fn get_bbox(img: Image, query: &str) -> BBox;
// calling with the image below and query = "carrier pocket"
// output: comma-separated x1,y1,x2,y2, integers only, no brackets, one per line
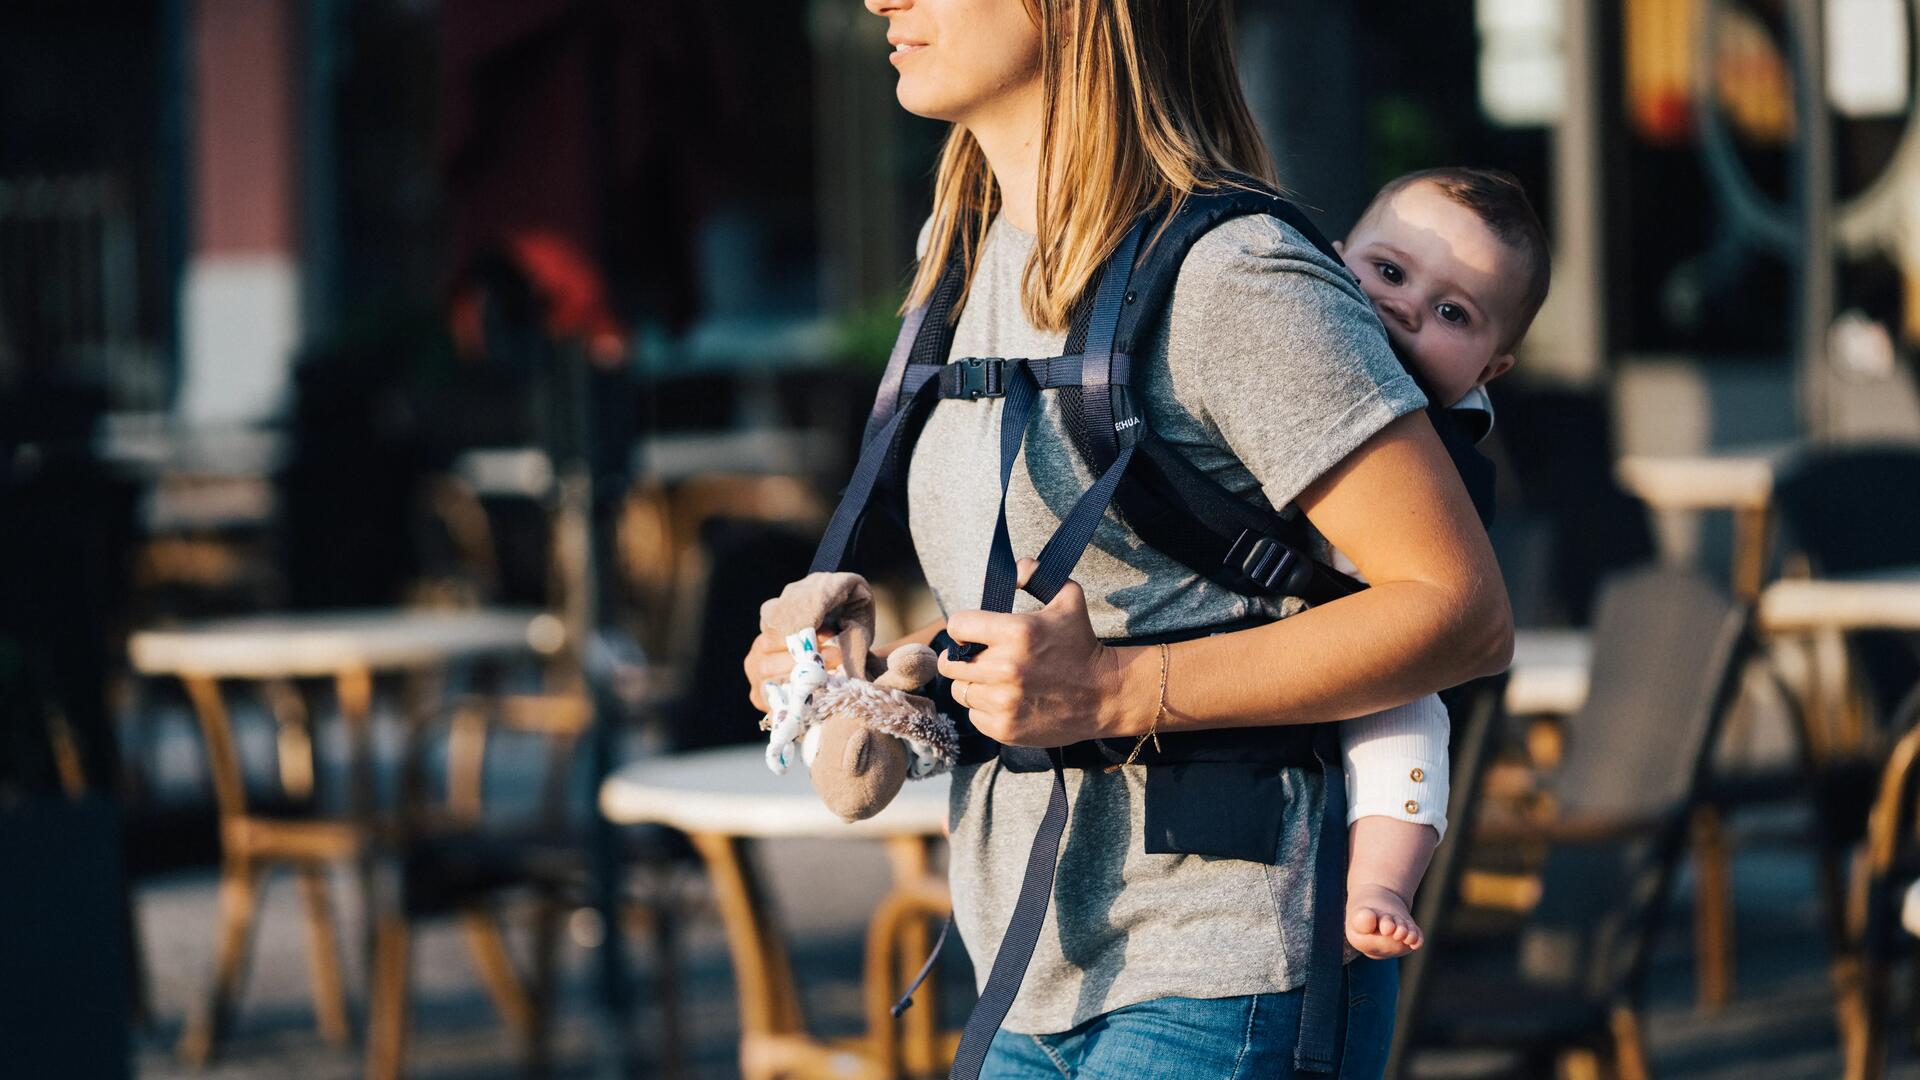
1142,761,1289,864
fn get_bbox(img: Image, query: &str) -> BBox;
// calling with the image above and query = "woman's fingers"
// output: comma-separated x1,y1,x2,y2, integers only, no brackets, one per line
744,632,790,711
744,629,855,711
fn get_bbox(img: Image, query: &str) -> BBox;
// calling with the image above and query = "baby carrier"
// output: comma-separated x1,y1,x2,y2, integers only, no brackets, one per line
809,176,1492,1079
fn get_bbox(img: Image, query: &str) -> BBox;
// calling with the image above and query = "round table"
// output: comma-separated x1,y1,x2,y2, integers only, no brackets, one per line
1614,444,1795,599
601,745,954,1080
1505,628,1593,717
130,608,566,680
128,607,563,1066
1758,569,1920,635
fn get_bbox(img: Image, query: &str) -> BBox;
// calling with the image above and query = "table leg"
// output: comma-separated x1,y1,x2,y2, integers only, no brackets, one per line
884,835,939,1076
1732,505,1773,601
689,833,804,1079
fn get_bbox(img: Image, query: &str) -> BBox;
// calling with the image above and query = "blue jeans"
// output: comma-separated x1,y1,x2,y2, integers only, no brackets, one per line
979,956,1397,1080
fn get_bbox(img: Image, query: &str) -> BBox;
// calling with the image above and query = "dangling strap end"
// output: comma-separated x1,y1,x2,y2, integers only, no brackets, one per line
890,914,954,1018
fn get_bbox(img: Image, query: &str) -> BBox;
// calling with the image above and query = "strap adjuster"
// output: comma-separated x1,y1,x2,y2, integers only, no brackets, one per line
1223,529,1299,592
952,357,1004,400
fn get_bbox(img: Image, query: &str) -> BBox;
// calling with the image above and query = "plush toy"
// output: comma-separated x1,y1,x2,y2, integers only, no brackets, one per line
758,572,957,822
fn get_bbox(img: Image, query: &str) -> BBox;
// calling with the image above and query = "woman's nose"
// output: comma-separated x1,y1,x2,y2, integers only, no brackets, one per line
865,0,911,14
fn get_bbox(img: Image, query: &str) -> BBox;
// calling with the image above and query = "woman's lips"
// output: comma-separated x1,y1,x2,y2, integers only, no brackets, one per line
889,42,927,64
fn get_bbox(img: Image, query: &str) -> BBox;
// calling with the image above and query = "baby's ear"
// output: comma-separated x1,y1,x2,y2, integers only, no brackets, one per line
1331,239,1346,260
1479,353,1516,386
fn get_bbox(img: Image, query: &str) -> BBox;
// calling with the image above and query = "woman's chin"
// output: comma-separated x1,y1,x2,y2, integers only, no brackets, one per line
893,83,962,123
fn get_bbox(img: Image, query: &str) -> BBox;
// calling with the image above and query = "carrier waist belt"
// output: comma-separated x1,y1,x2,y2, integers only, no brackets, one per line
933,614,1320,773
928,619,1348,1078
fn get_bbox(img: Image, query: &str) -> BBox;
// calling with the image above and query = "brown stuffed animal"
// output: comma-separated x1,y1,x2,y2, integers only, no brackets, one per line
758,572,957,822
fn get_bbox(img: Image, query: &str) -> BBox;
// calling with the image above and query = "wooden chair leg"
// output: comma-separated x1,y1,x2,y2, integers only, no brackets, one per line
177,862,262,1066
1853,952,1891,1080
1609,1005,1651,1080
1558,1046,1604,1080
366,915,412,1080
297,866,351,1045
460,908,535,1035
1691,805,1735,1008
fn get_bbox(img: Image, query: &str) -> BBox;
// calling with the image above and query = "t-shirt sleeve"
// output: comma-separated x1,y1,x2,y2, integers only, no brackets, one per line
1160,214,1428,511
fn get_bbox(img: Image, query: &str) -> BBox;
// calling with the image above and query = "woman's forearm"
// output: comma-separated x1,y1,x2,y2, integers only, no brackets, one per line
1107,573,1511,736
878,616,948,657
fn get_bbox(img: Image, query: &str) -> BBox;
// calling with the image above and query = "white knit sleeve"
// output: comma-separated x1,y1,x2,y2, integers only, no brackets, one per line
1341,694,1450,840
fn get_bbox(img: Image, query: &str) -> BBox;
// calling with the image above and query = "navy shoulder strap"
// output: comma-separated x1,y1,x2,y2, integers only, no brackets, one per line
1430,403,1497,529
814,180,1362,607
1053,180,1361,604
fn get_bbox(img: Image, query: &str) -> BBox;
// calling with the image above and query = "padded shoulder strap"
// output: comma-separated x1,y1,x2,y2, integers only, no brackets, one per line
1109,180,1342,361
1054,180,1362,604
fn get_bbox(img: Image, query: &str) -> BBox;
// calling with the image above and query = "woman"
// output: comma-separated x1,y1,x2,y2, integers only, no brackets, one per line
745,1,1511,1075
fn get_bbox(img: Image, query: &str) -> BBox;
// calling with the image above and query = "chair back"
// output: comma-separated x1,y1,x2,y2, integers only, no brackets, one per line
1526,567,1752,998
1772,444,1920,578
1770,443,1920,727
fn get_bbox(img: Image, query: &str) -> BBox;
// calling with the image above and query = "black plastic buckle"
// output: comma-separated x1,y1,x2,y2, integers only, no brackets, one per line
1223,529,1299,593
953,357,1004,400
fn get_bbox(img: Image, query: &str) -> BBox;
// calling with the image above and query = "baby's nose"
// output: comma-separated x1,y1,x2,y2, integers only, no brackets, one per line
1375,298,1419,331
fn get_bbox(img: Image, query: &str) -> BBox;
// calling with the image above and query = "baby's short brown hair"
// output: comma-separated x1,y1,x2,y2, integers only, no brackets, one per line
1359,167,1551,354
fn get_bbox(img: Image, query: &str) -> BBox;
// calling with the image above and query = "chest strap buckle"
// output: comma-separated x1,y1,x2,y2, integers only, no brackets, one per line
948,357,1006,400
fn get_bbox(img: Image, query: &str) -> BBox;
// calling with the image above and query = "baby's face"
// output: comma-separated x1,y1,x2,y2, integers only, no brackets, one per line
1337,181,1526,407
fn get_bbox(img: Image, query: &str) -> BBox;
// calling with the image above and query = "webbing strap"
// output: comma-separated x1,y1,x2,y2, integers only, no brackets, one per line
947,223,1145,1080
926,353,1137,399
810,375,941,575
978,363,1043,620
1296,731,1350,1073
949,751,1068,1080
1023,443,1136,604
864,300,929,444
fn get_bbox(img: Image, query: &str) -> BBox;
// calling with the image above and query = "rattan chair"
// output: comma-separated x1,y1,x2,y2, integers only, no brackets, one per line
1389,567,1753,1079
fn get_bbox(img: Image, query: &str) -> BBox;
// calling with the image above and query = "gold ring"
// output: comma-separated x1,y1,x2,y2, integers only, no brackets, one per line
955,680,971,708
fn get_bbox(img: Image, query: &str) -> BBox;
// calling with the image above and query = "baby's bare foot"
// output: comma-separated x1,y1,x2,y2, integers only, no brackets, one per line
1346,882,1423,959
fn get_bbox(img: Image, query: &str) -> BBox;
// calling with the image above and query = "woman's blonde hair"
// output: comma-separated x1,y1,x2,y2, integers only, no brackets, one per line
908,0,1277,331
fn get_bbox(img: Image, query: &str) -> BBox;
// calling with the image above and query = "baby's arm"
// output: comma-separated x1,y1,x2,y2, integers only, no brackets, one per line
1342,694,1450,957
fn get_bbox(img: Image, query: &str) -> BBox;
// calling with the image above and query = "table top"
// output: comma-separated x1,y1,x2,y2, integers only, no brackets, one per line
1759,568,1920,634
1614,445,1795,512
129,608,565,678
1505,628,1592,716
599,744,951,839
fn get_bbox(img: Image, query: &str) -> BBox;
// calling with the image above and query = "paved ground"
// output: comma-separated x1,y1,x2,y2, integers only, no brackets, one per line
128,833,1920,1079
122,695,1920,1079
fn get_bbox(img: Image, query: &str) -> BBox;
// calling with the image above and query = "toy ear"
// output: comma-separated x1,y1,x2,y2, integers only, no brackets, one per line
808,716,907,822
876,644,938,691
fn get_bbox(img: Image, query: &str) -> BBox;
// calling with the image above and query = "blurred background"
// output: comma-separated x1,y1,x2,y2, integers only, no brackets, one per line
3,0,1919,1077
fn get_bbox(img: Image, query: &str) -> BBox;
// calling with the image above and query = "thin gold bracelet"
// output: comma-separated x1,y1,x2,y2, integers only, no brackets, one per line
1115,642,1168,769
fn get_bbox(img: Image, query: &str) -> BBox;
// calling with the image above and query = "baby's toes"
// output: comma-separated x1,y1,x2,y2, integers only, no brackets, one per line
1347,906,1380,937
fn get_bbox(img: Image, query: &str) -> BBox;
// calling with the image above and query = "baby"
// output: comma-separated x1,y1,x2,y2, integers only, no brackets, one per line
1330,167,1551,958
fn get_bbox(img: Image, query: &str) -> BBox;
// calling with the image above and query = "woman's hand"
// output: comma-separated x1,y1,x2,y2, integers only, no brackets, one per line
935,559,1150,747
742,630,852,712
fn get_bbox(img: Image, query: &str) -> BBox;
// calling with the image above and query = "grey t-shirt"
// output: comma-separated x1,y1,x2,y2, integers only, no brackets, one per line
906,211,1426,1034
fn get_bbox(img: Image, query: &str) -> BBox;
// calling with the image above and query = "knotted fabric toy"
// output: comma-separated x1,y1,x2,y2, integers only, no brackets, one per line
758,572,958,821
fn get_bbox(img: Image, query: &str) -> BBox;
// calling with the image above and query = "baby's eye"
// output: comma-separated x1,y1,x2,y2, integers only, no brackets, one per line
1436,302,1470,325
1374,262,1404,285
